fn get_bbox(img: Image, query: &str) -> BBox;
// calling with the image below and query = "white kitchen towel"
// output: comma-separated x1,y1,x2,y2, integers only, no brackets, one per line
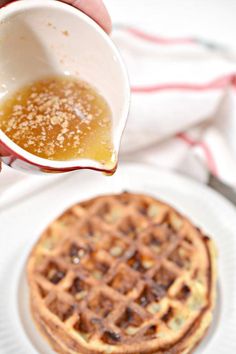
1,25,236,206
113,26,236,186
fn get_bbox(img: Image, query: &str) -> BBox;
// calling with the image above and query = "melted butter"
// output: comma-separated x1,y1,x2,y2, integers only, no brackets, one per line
0,75,116,171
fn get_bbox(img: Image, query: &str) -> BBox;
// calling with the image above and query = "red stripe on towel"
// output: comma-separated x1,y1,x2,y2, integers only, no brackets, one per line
177,133,218,175
131,74,236,93
126,27,194,45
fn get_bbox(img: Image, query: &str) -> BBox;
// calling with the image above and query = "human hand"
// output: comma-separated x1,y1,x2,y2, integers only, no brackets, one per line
0,0,111,32
59,0,111,33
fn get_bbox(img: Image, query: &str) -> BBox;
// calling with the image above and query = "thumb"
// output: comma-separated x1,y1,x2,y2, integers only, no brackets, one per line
61,0,112,34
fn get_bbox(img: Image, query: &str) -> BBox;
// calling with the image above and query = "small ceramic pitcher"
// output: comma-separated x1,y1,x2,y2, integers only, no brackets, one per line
0,0,130,174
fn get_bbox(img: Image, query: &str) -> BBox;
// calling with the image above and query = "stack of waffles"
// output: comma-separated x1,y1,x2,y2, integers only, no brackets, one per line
27,192,217,354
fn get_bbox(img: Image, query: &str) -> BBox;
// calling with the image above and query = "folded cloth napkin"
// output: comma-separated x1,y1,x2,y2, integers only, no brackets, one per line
1,26,236,206
113,26,236,186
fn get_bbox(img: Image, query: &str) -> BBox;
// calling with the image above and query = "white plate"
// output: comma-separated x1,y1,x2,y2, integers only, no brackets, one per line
0,163,236,354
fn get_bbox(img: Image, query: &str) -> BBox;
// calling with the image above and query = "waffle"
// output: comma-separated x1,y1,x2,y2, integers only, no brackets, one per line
27,192,217,354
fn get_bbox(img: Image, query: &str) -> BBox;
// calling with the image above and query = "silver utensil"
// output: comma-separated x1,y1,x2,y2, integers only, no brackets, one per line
208,173,236,206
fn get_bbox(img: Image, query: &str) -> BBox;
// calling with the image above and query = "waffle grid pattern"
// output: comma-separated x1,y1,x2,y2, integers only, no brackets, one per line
28,193,214,353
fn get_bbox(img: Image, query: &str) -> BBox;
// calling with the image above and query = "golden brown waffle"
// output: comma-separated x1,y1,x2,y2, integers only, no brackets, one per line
27,192,217,354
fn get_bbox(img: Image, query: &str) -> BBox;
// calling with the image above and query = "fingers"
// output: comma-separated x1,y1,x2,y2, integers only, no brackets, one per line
0,0,11,7
0,1,112,33
61,0,112,34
